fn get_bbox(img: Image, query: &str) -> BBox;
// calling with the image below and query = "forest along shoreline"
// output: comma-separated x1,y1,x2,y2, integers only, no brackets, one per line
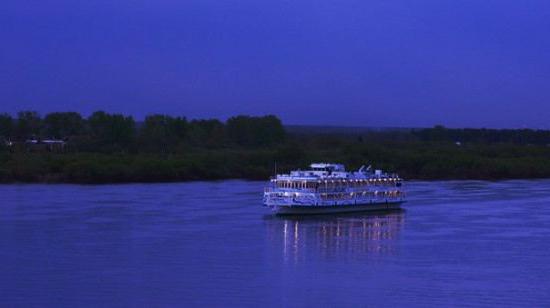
2,111,550,184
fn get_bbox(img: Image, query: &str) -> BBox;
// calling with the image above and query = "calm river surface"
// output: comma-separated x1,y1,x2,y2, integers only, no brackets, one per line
1,180,550,307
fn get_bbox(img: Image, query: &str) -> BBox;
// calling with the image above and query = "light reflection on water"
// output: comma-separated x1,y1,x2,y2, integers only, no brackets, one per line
265,211,405,264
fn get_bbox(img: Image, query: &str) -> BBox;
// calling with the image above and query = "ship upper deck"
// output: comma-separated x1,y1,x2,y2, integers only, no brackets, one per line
271,163,401,183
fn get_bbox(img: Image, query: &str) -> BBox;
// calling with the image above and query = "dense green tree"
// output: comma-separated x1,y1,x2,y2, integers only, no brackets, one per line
139,114,188,152
0,113,14,139
43,112,85,139
88,111,136,151
15,111,41,139
226,115,285,146
186,119,225,147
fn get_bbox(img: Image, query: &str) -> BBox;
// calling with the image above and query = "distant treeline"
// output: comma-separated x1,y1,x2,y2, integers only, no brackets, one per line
0,111,285,151
1,111,550,183
289,124,550,146
413,125,550,145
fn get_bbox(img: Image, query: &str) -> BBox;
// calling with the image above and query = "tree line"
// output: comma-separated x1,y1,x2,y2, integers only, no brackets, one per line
412,125,550,145
288,125,550,146
0,111,286,152
2,112,550,183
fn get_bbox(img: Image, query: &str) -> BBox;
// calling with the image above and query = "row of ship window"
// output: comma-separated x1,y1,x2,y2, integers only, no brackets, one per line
269,190,404,199
319,191,404,200
275,179,401,189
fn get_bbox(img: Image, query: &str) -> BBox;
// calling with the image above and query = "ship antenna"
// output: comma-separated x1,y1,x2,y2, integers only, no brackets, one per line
274,161,277,176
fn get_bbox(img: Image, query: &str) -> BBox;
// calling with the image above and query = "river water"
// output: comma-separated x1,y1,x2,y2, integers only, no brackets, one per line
1,180,550,307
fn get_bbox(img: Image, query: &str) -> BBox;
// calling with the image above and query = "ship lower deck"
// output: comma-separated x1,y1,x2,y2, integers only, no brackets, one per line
271,201,404,215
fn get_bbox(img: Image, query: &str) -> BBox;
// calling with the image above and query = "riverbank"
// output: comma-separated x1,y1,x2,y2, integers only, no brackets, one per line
2,141,550,183
3,112,550,183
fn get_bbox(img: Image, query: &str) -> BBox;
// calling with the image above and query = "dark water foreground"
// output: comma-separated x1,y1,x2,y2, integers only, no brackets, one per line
1,180,550,307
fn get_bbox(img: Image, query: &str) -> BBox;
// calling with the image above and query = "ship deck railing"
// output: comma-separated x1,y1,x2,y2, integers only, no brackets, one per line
264,187,404,194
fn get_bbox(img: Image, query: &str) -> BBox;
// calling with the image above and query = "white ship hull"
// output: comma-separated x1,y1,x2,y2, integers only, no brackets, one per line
270,201,404,215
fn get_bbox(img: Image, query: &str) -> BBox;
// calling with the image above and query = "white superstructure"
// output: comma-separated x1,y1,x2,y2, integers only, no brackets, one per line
263,163,405,214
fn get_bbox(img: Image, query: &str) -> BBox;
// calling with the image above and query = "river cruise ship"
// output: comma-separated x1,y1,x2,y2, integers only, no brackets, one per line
264,163,405,215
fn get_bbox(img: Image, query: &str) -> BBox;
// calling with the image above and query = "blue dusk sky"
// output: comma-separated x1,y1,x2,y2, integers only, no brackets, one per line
1,0,550,128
